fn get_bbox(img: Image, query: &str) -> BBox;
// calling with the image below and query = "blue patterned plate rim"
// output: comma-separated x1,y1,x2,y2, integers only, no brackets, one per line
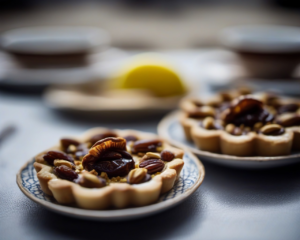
158,111,300,163
17,150,205,221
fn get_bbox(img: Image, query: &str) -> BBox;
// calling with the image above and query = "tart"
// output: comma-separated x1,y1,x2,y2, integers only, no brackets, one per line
180,90,300,156
34,128,184,209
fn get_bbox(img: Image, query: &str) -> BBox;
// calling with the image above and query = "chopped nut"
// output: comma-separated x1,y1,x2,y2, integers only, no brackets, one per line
78,172,106,188
254,122,263,130
151,172,161,178
156,147,163,152
74,160,82,165
225,124,235,133
120,178,127,183
67,145,77,153
100,172,109,181
54,160,74,169
89,169,98,176
277,113,300,127
202,117,215,129
260,124,285,136
145,152,161,159
244,127,251,133
199,106,215,117
127,168,148,184
233,127,242,136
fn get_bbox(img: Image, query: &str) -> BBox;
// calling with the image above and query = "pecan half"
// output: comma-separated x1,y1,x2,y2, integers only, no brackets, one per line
43,150,74,166
131,139,162,154
276,114,300,127
82,137,134,177
88,132,118,145
139,159,165,174
277,103,299,115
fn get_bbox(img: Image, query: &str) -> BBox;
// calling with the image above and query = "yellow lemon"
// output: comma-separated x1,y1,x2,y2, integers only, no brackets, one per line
112,53,186,97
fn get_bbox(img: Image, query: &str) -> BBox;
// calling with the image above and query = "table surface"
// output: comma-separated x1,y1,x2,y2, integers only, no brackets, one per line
1,91,300,240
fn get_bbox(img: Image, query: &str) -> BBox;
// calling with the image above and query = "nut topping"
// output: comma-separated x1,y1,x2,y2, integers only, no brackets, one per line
54,160,74,169
77,172,106,188
143,152,161,160
260,124,285,136
88,132,118,145
277,103,299,114
139,159,165,174
60,138,80,152
82,137,134,177
53,165,78,181
123,135,138,142
202,117,215,129
43,150,74,166
200,117,224,130
276,113,300,127
221,96,274,127
188,106,215,118
127,168,150,184
131,139,163,154
225,124,243,136
160,150,175,162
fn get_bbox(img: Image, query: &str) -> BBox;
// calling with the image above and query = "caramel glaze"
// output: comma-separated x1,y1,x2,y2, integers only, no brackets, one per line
222,96,274,127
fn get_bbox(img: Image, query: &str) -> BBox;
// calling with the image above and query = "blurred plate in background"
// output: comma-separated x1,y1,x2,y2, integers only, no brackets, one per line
1,26,110,55
0,48,130,90
158,111,300,169
43,84,187,120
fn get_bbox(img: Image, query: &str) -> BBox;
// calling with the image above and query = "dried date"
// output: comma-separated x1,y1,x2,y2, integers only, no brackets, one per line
160,150,175,162
43,150,74,166
53,165,78,181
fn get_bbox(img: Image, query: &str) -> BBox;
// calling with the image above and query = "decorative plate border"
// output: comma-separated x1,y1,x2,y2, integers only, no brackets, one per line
17,150,204,221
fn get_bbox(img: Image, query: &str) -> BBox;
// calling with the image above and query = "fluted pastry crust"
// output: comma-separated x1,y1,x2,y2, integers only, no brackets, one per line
179,90,300,156
34,128,184,209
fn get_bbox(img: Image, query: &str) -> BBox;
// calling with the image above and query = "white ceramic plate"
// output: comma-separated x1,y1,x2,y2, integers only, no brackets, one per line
0,48,129,88
221,25,300,53
158,111,300,169
1,26,110,55
16,145,204,221
43,87,184,119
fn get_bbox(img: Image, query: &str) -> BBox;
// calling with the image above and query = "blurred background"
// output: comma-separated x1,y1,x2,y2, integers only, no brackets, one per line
1,0,300,49
1,0,300,120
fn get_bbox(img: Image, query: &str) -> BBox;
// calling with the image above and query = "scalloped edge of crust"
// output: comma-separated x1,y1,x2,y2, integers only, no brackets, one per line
190,121,298,156
33,128,184,209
